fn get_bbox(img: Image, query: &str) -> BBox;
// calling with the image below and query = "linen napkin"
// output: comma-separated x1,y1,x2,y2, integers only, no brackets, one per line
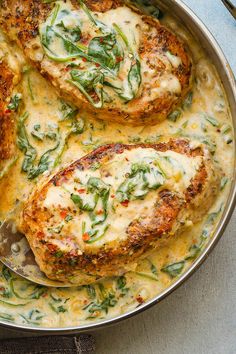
0,334,95,354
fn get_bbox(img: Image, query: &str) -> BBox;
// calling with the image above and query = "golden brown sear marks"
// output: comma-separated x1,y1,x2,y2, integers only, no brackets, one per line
73,0,123,12
0,0,52,46
0,60,16,161
0,0,192,126
20,139,221,284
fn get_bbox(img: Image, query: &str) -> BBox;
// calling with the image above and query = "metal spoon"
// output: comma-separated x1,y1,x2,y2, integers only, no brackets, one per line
221,0,236,20
0,219,74,287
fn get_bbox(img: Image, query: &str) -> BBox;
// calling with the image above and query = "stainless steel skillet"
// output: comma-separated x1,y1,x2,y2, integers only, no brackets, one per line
0,0,235,334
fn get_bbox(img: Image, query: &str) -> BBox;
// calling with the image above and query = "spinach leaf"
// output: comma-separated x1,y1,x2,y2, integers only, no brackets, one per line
85,224,110,244
182,91,193,110
42,0,57,3
220,176,228,190
119,59,141,102
113,24,142,101
41,25,87,62
185,244,201,261
28,140,60,179
49,303,67,313
87,178,110,226
17,113,37,173
87,177,110,196
168,109,181,122
54,117,84,167
88,33,123,71
56,20,81,42
83,289,117,318
69,69,105,108
117,276,126,290
59,100,78,120
117,163,164,202
31,131,45,141
203,113,220,127
18,115,61,179
161,261,185,278
0,313,14,322
2,266,12,282
20,309,44,325
78,0,111,34
71,193,98,211
28,285,48,300
7,93,22,111
83,285,96,299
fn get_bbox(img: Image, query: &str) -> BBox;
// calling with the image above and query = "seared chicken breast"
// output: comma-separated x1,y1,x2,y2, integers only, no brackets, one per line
20,139,221,284
0,0,192,125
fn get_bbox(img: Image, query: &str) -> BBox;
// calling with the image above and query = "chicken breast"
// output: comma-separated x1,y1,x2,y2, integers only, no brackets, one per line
0,0,192,125
20,139,221,285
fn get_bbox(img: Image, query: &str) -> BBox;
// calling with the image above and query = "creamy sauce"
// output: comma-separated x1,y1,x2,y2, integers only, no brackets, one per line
0,2,234,328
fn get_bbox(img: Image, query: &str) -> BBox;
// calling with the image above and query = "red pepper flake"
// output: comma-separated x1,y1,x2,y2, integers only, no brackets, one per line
60,210,68,219
121,200,129,207
5,109,11,114
37,231,45,239
82,57,87,62
95,63,100,67
81,38,88,44
64,67,70,72
77,188,86,194
111,194,115,198
47,244,57,252
99,37,104,43
82,232,90,241
116,56,123,63
96,209,103,215
125,157,129,162
136,296,144,304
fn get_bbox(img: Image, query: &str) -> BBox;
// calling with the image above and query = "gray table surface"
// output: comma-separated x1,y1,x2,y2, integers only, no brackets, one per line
1,1,236,353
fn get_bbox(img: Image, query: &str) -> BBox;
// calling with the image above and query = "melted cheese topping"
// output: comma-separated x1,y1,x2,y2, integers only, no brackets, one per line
0,4,234,329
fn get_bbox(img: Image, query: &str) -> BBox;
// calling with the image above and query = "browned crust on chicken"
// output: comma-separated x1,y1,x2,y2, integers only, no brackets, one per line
0,60,16,161
0,0,192,126
0,0,51,44
21,139,221,283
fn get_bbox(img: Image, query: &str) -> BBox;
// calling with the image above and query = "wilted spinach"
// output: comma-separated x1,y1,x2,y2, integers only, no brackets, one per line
69,69,105,108
7,93,22,111
17,112,37,173
161,261,185,278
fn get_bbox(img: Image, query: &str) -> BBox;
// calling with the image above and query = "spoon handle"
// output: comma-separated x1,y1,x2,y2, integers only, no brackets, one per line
221,0,236,20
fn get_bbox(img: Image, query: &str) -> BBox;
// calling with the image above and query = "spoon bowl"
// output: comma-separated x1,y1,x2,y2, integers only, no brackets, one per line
0,220,75,287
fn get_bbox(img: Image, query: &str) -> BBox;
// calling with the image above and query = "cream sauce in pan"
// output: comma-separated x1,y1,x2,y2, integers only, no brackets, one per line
0,2,234,328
